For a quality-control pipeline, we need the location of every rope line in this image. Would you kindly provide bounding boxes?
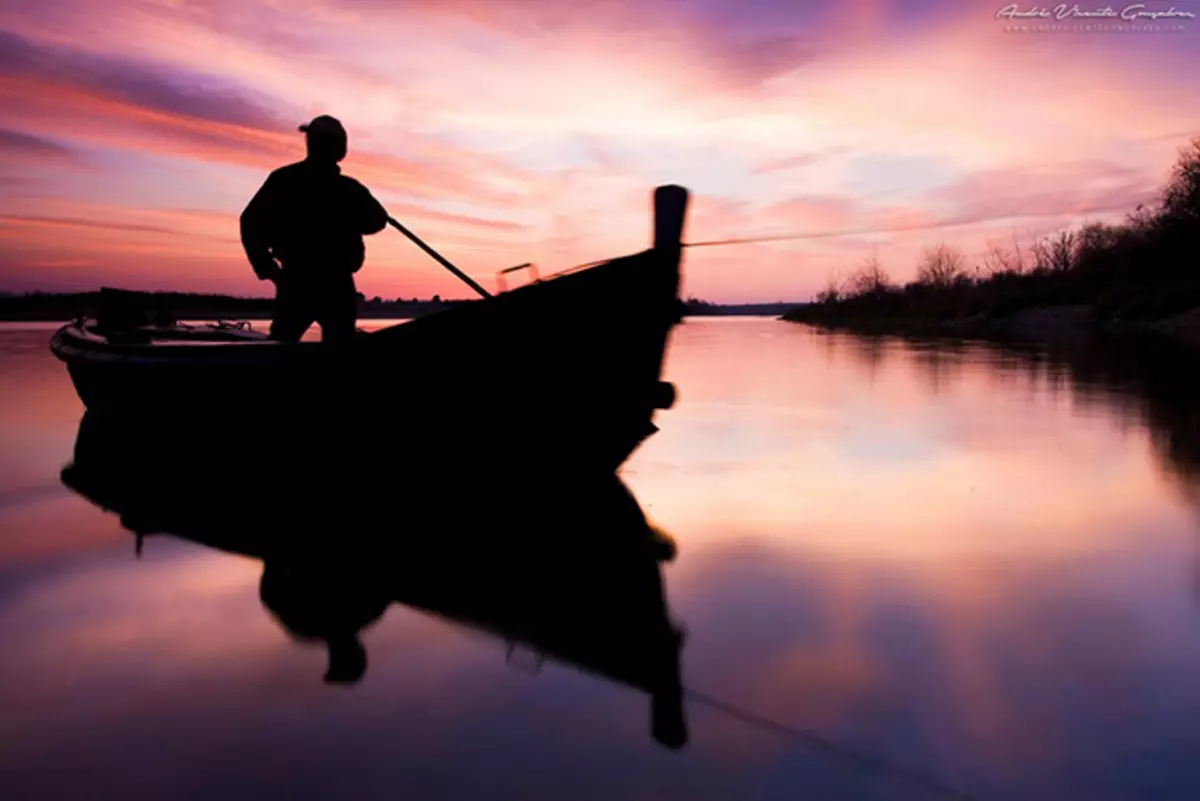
[544,228,882,280]
[436,616,983,801]
[684,687,982,801]
[684,231,859,248]
[547,209,1102,276]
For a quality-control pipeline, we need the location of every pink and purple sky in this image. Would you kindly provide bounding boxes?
[0,0,1198,302]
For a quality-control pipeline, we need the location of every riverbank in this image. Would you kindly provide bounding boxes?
[782,303,1200,349]
[781,135,1200,351]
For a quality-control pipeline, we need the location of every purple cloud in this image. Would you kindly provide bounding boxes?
[0,128,82,160]
[0,214,236,244]
[0,28,295,132]
[932,160,1162,222]
[337,0,820,88]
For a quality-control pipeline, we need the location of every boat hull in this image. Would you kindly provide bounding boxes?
[51,246,683,473]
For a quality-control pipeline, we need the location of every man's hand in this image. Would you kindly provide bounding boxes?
[253,257,283,283]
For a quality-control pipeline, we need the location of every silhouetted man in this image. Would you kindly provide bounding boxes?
[240,115,389,343]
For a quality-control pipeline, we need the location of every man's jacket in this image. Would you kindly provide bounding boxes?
[240,159,388,281]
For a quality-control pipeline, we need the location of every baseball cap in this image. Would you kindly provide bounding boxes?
[298,115,346,139]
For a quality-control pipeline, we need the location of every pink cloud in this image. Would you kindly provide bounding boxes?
[763,196,861,231]
[752,149,844,175]
[933,160,1165,221]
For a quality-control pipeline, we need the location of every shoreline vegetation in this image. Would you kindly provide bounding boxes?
[782,136,1200,348]
[0,290,798,322]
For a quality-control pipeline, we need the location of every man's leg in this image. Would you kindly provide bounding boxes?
[316,276,359,346]
[270,278,316,342]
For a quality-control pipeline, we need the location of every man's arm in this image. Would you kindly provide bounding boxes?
[352,180,389,235]
[240,175,282,281]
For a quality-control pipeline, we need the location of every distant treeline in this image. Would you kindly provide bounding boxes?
[683,299,800,316]
[0,290,795,321]
[0,291,473,321]
[784,135,1200,330]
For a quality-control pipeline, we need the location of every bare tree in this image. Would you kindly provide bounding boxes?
[981,237,1026,277]
[846,251,890,296]
[1125,203,1158,235]
[1162,136,1200,226]
[917,243,968,287]
[979,243,1002,278]
[1077,221,1114,251]
[1010,228,1027,274]
[1075,221,1121,267]
[816,271,843,304]
[1028,237,1053,273]
[1048,230,1076,273]
[1025,230,1077,273]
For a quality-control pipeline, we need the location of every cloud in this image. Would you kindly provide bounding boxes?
[686,188,1149,259]
[324,0,820,93]
[379,201,528,234]
[2,74,538,208]
[764,195,861,230]
[703,33,820,89]
[932,160,1163,223]
[0,214,209,238]
[0,128,82,160]
[0,28,293,133]
[752,150,841,174]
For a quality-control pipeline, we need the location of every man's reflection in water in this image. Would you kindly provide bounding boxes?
[60,410,690,748]
[259,562,389,685]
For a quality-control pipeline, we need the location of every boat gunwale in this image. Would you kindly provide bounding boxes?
[49,245,673,367]
[49,323,320,366]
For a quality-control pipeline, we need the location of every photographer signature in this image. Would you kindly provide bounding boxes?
[997,3,1196,22]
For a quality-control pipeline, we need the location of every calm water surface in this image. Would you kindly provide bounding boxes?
[3,317,1200,801]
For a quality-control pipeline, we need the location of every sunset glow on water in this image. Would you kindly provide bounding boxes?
[4,318,1200,800]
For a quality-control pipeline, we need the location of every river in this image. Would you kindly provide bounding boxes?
[3,317,1200,801]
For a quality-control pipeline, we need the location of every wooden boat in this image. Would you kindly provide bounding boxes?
[50,185,690,473]
[59,411,688,749]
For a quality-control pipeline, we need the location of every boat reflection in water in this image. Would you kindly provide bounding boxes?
[59,411,688,750]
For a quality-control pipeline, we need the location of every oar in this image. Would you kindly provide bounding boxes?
[386,217,492,298]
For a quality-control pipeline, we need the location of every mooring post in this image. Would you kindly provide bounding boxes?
[651,184,689,403]
[653,185,689,251]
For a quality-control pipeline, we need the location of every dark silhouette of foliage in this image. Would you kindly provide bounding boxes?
[916,244,968,288]
[785,134,1200,328]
